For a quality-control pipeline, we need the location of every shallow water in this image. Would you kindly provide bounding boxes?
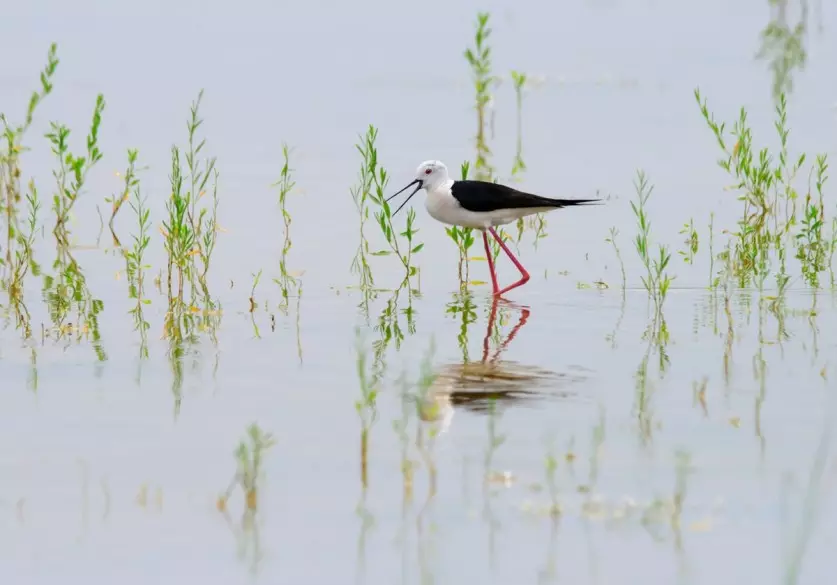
[2,0,837,583]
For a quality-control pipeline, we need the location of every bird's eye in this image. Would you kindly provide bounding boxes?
[424,168,432,175]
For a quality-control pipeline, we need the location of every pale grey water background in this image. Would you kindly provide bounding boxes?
[1,0,837,584]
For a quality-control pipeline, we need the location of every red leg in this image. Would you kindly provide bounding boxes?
[482,229,500,295]
[488,227,530,296]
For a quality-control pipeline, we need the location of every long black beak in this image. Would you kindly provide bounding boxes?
[386,179,423,217]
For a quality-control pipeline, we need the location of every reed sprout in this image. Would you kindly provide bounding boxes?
[510,71,527,179]
[465,12,495,181]
[631,170,674,313]
[272,144,302,311]
[124,157,151,358]
[605,226,626,298]
[350,128,376,305]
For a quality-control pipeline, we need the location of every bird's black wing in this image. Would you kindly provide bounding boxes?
[451,180,599,212]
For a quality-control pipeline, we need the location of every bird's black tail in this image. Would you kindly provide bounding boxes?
[546,197,603,208]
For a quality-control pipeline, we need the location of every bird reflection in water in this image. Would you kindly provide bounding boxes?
[418,297,580,433]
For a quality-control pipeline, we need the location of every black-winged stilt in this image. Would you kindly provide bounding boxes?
[386,160,600,296]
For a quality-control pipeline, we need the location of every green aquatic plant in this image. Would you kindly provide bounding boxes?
[370,278,417,390]
[162,90,220,310]
[631,170,674,313]
[392,372,416,500]
[38,91,107,361]
[218,423,276,512]
[696,88,831,292]
[7,180,41,303]
[124,159,151,358]
[248,269,262,315]
[678,218,699,264]
[272,143,302,312]
[465,11,496,181]
[708,212,716,288]
[1,43,59,269]
[393,340,438,500]
[795,154,829,287]
[349,127,377,310]
[48,93,106,245]
[756,0,809,102]
[446,290,478,363]
[510,71,527,179]
[355,331,378,490]
[106,148,140,238]
[160,98,224,410]
[605,226,627,298]
[358,126,422,282]
[444,161,477,287]
[163,145,192,306]
[696,88,777,288]
[508,70,548,246]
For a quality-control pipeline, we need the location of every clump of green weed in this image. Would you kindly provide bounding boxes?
[696,88,831,291]
[795,155,829,287]
[163,90,220,311]
[39,91,107,361]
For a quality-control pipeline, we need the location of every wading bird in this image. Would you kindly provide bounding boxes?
[387,160,599,296]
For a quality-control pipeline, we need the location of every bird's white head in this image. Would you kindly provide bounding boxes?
[386,159,450,217]
[415,160,449,191]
